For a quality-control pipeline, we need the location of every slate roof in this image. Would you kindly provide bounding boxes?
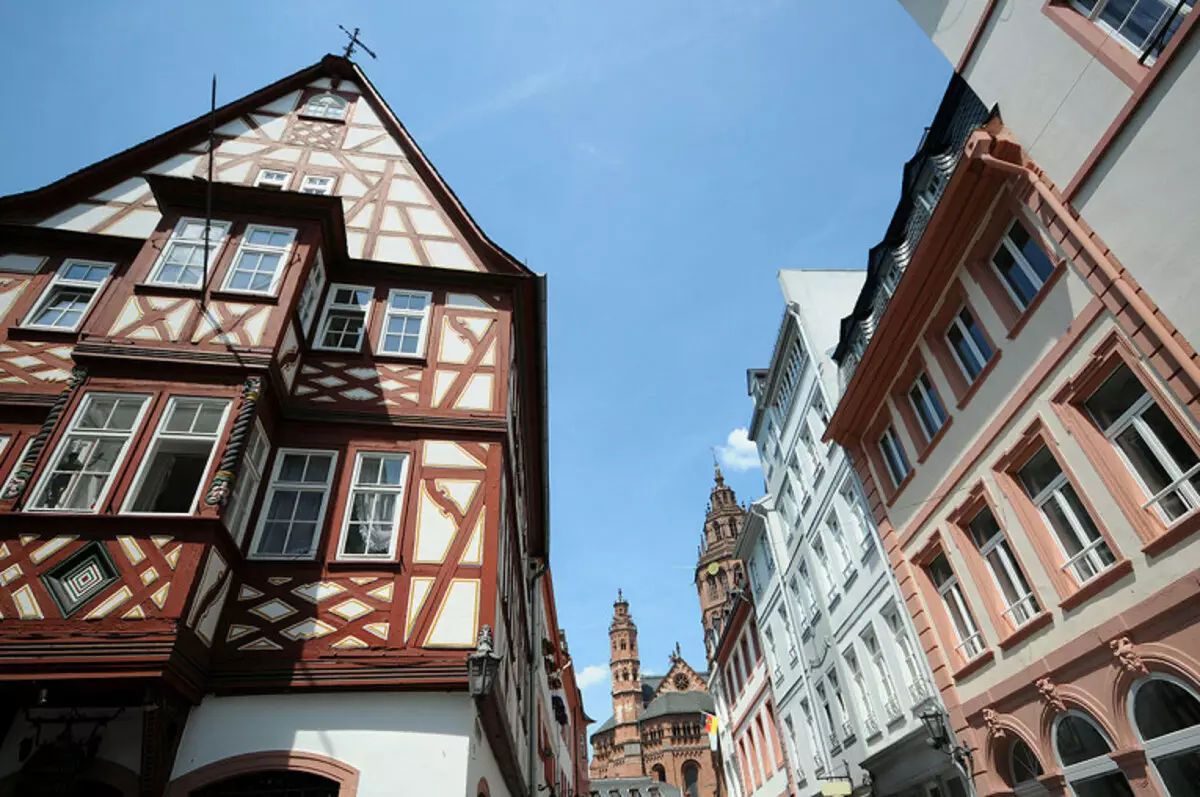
[640,691,715,721]
[590,778,682,797]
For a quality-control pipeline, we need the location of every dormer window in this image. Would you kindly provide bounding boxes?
[303,92,348,121]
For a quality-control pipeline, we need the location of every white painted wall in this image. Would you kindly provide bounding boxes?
[895,0,992,67]
[171,692,478,797]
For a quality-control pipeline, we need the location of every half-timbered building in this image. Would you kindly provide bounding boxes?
[0,53,584,797]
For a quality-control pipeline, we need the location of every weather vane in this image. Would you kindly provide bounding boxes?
[338,25,377,60]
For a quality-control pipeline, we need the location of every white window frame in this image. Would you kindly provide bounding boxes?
[861,628,901,719]
[908,372,947,441]
[315,283,374,353]
[303,92,348,120]
[254,169,292,191]
[220,224,297,297]
[929,555,986,661]
[879,424,911,487]
[27,392,151,514]
[336,451,411,561]
[249,447,338,560]
[225,419,270,546]
[811,536,837,603]
[296,252,327,339]
[376,289,433,357]
[24,259,115,332]
[991,218,1055,311]
[1019,448,1115,586]
[967,504,1039,629]
[148,218,232,288]
[1067,0,1193,62]
[841,479,875,556]
[1088,376,1200,525]
[299,174,336,195]
[825,511,854,582]
[800,700,828,773]
[1128,673,1200,793]
[1053,711,1124,790]
[121,396,232,516]
[945,307,992,383]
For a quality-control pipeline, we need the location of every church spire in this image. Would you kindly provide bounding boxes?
[607,591,644,776]
[695,460,746,662]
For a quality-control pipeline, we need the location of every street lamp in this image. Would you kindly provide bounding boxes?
[468,625,501,698]
[919,708,974,785]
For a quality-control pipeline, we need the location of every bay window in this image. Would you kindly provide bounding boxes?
[221,225,296,295]
[316,284,373,352]
[26,260,114,331]
[123,397,231,514]
[928,553,986,661]
[338,452,410,559]
[991,218,1056,310]
[966,504,1039,628]
[29,393,149,512]
[149,218,231,288]
[251,449,337,558]
[945,307,994,382]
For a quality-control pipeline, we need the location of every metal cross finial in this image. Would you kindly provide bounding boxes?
[338,25,377,60]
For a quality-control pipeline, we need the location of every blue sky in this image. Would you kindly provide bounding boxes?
[0,0,948,728]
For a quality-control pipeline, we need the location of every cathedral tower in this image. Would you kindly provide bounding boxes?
[607,589,645,777]
[695,465,746,660]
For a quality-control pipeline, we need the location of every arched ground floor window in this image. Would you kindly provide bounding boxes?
[1130,674,1200,796]
[164,751,359,797]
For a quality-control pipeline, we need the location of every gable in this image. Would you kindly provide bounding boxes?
[653,658,708,696]
[5,57,523,275]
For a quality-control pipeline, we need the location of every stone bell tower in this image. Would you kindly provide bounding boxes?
[695,464,746,661]
[608,589,645,777]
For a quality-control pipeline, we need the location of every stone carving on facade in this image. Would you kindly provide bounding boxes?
[982,708,1006,739]
[1110,636,1149,676]
[1036,677,1066,714]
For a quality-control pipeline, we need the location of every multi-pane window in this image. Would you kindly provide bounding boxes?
[1,438,34,495]
[775,337,807,417]
[928,553,985,660]
[916,165,944,212]
[254,169,292,190]
[224,420,269,545]
[378,289,432,356]
[841,480,874,554]
[800,701,827,771]
[791,573,817,623]
[29,393,149,512]
[789,454,812,515]
[149,218,231,288]
[124,397,231,514]
[1068,0,1194,60]
[222,225,296,295]
[780,479,799,530]
[843,650,876,733]
[316,284,373,351]
[966,504,1039,628]
[827,670,851,737]
[945,307,993,382]
[26,260,114,331]
[296,253,326,338]
[991,218,1056,310]
[879,424,911,487]
[299,174,335,195]
[252,449,337,558]
[1084,363,1200,524]
[338,452,410,559]
[304,92,348,120]
[862,629,901,719]
[812,537,836,600]
[1017,446,1116,585]
[908,372,947,441]
[825,512,853,580]
[883,607,928,702]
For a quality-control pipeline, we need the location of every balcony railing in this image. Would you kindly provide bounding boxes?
[884,697,903,722]
[841,719,855,743]
[908,677,933,704]
[863,712,880,737]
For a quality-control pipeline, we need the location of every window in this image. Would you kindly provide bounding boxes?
[800,701,827,771]
[775,336,807,417]
[927,553,985,661]
[300,174,336,195]
[28,393,149,512]
[844,650,876,735]
[221,225,296,295]
[966,504,1039,629]
[224,420,269,545]
[945,307,994,382]
[883,607,930,702]
[1131,675,1200,794]
[1053,712,1132,796]
[916,164,944,212]
[841,480,874,554]
[812,537,835,600]
[316,284,373,352]
[1,437,34,495]
[1068,0,1194,60]
[826,511,853,581]
[25,259,114,331]
[254,169,292,190]
[908,372,948,441]
[378,289,432,356]
[1084,363,1200,525]
[862,629,901,719]
[780,479,799,530]
[816,684,837,749]
[338,452,410,559]
[304,92,348,120]
[991,218,1056,310]
[1008,737,1044,786]
[1017,446,1116,585]
[149,218,231,288]
[827,670,852,739]
[879,424,911,487]
[251,449,337,558]
[296,252,326,338]
[124,397,231,514]
[791,572,817,623]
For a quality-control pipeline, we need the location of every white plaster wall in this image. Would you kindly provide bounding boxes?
[896,0,992,66]
[171,692,476,797]
[1074,31,1200,352]
[467,710,514,797]
[779,270,863,363]
[0,708,144,780]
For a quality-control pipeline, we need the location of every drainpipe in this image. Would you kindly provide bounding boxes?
[528,558,548,797]
[967,132,1200,396]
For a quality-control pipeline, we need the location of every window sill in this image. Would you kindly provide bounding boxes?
[997,610,1053,651]
[247,553,321,562]
[312,344,366,355]
[842,568,858,590]
[1041,3,1148,91]
[916,417,954,465]
[210,289,280,305]
[1005,261,1067,341]
[951,649,995,681]
[1059,559,1134,611]
[955,350,1003,411]
[133,281,203,297]
[373,351,430,365]
[11,325,81,342]
[298,113,347,125]
[1142,511,1200,557]
[328,556,402,567]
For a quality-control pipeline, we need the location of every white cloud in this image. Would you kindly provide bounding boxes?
[576,664,610,689]
[717,427,760,472]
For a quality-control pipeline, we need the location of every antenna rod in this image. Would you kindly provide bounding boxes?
[200,74,216,316]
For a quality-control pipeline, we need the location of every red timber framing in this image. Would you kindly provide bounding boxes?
[826,113,1200,794]
[0,53,554,796]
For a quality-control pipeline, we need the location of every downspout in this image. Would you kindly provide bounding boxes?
[528,558,548,797]
[967,132,1200,395]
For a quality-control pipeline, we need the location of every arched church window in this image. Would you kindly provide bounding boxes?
[1053,712,1131,796]
[682,760,700,797]
[195,770,339,797]
[652,764,666,782]
[1131,674,1200,793]
[303,92,348,120]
